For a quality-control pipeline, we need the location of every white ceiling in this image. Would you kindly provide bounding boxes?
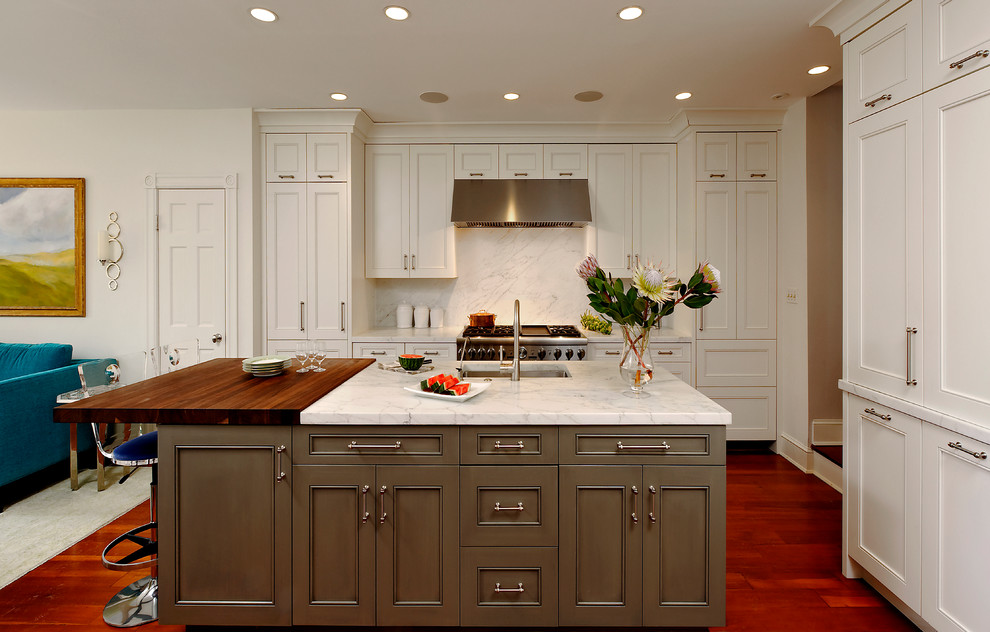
[0,0,841,123]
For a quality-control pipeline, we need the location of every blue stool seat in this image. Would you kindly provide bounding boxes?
[113,431,158,466]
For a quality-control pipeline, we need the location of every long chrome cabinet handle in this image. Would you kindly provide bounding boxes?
[494,502,524,511]
[494,440,525,450]
[865,94,892,108]
[949,50,989,70]
[341,302,346,332]
[617,441,671,450]
[403,254,408,270]
[300,301,305,331]
[379,485,387,523]
[361,485,370,523]
[411,254,416,270]
[349,440,402,450]
[648,485,657,523]
[275,445,286,482]
[906,327,918,386]
[948,442,988,460]
[495,582,524,593]
[631,485,639,523]
[863,408,891,422]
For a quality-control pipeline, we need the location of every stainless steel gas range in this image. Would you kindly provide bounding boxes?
[457,324,588,361]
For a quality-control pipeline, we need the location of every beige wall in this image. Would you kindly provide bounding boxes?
[805,84,843,425]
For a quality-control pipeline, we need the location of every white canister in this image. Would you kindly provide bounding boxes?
[430,307,444,328]
[414,305,430,329]
[396,303,413,328]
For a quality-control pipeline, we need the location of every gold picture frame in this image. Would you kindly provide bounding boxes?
[0,178,86,316]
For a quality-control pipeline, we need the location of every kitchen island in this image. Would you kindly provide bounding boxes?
[119,359,729,628]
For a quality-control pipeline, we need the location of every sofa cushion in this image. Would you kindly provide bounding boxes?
[0,343,73,381]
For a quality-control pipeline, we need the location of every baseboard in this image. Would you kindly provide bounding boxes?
[812,450,842,492]
[812,418,843,445]
[861,571,936,632]
[776,432,814,473]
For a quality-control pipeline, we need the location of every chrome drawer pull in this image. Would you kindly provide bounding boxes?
[424,350,440,355]
[370,351,387,356]
[494,440,525,450]
[380,485,387,524]
[361,485,370,523]
[275,445,287,482]
[950,50,989,70]
[604,350,620,356]
[495,582,524,593]
[648,485,657,523]
[863,408,891,422]
[865,94,892,108]
[906,327,918,386]
[656,350,674,355]
[631,485,639,523]
[948,442,988,460]
[617,441,671,450]
[349,440,402,450]
[494,502,524,512]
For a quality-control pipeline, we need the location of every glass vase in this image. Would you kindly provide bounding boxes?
[618,323,654,397]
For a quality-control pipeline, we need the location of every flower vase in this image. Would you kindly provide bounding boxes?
[618,323,653,397]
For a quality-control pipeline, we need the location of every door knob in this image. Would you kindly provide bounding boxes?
[212,333,223,344]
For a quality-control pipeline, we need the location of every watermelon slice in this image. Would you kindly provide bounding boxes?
[442,376,459,390]
[450,383,470,396]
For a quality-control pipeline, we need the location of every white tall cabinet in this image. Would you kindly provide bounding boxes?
[840,1,990,629]
[695,132,777,441]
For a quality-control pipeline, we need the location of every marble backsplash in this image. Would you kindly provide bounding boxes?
[374,227,596,328]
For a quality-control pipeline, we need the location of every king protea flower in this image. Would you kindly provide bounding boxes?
[699,260,722,293]
[576,254,600,280]
[632,261,676,304]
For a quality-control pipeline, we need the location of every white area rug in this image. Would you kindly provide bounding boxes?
[0,466,150,589]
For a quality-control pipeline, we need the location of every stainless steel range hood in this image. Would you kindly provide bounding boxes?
[451,179,592,227]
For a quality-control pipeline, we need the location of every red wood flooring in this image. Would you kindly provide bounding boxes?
[0,452,916,630]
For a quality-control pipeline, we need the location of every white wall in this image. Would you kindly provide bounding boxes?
[0,109,256,363]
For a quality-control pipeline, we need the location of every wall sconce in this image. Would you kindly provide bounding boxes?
[98,212,123,290]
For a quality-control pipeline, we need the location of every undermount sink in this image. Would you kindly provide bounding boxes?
[459,362,571,379]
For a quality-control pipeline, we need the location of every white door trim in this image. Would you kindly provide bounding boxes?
[145,173,238,356]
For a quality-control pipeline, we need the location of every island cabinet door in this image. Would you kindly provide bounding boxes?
[642,465,726,628]
[158,426,292,626]
[376,465,460,626]
[558,465,643,627]
[292,465,376,625]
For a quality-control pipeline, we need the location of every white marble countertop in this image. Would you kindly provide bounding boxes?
[301,360,730,426]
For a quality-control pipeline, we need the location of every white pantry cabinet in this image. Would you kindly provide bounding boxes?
[922,0,990,92]
[921,422,990,632]
[588,144,677,278]
[846,99,924,403]
[366,145,456,279]
[845,394,922,612]
[266,133,348,182]
[266,183,348,341]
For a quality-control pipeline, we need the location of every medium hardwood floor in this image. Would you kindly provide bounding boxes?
[0,451,916,631]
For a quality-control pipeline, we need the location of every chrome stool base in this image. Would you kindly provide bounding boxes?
[103,575,157,627]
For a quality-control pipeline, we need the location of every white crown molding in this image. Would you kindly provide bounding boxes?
[811,0,906,43]
[255,108,368,133]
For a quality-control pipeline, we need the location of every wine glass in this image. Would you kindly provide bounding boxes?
[312,341,328,373]
[295,342,310,373]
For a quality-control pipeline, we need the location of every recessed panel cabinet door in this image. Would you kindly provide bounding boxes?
[366,145,410,278]
[633,144,677,271]
[922,0,990,91]
[736,182,777,339]
[559,465,642,627]
[588,145,634,278]
[409,145,455,278]
[376,465,459,626]
[266,184,307,339]
[308,183,347,338]
[696,182,736,339]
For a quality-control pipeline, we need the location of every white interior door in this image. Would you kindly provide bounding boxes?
[158,188,227,361]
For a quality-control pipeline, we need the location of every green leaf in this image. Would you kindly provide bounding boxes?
[614,277,624,294]
[688,271,702,288]
[684,295,716,308]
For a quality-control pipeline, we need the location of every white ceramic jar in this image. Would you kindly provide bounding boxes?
[414,305,430,329]
[396,303,413,328]
[430,307,444,328]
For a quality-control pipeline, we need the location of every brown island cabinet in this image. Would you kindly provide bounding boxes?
[60,358,729,629]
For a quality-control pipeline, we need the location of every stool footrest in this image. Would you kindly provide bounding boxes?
[102,522,158,572]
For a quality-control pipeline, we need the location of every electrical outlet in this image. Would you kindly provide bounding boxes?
[785,288,798,304]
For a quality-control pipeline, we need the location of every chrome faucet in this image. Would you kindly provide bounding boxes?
[512,299,520,381]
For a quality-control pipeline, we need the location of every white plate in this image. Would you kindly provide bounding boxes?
[403,381,491,402]
[243,355,292,368]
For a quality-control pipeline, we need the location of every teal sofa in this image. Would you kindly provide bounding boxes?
[0,343,115,493]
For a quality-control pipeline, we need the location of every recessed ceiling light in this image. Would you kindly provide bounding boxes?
[771,92,791,101]
[249,7,278,22]
[503,93,520,101]
[384,6,409,20]
[808,65,830,75]
[420,91,449,103]
[330,93,348,101]
[618,6,643,20]
[675,92,692,100]
[574,91,604,102]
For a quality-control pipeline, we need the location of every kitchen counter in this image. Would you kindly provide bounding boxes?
[301,360,730,426]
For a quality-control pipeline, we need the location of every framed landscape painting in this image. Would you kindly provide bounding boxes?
[0,178,85,316]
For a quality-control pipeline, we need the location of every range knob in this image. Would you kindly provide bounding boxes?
[577,349,586,360]
[566,349,574,360]
[519,347,528,359]
[486,347,496,360]
[553,348,562,360]
[537,348,547,360]
[467,347,476,360]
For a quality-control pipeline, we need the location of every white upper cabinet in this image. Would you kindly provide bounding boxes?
[307,134,347,182]
[366,145,455,279]
[736,133,777,181]
[696,182,736,339]
[544,144,588,178]
[846,99,924,403]
[454,145,497,179]
[632,145,676,271]
[846,0,922,121]
[922,0,990,91]
[266,134,307,182]
[696,133,736,181]
[498,144,543,178]
[588,145,634,277]
[922,68,990,424]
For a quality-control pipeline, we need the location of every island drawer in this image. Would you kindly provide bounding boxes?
[559,426,726,465]
[460,467,557,546]
[293,427,458,464]
[460,546,558,627]
[460,427,557,464]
